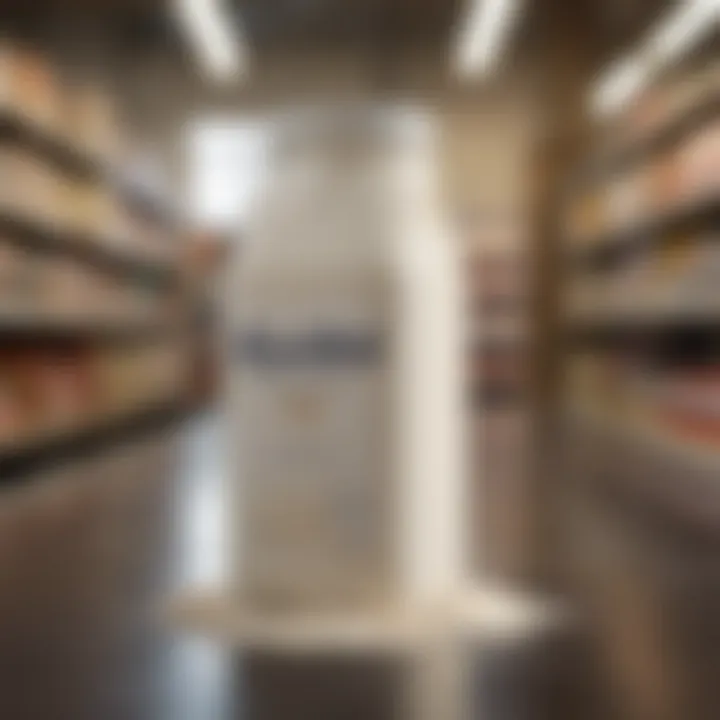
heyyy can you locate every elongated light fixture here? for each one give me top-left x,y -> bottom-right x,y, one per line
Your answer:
173,0 -> 248,82
454,0 -> 522,78
591,54 -> 651,118
591,0 -> 718,117
647,0 -> 718,66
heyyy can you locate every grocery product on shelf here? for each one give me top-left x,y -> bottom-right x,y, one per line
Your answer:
640,366 -> 720,448
564,68 -> 720,720
0,147 -> 57,223
603,166 -> 650,233
467,235 -> 530,578
0,242 -> 25,310
0,39 -> 180,275
0,40 -> 188,466
31,348 -> 97,434
677,119 -> 720,203
650,148 -> 680,212
0,44 -> 60,130
0,338 -> 188,451
71,85 -> 123,162
0,354 -> 28,445
469,246 -> 527,404
565,190 -> 603,246
568,231 -> 720,324
569,67 -> 720,253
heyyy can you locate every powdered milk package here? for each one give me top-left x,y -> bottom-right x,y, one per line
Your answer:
227,108 -> 465,612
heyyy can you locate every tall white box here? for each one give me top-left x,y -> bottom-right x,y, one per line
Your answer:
227,108 -> 466,613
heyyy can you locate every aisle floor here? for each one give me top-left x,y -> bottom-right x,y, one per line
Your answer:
0,417 -> 585,720
0,416 -> 236,720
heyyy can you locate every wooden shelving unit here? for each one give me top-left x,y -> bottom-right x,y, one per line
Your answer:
564,73 -> 720,538
0,312 -> 177,341
467,239 -> 531,580
0,104 -> 178,231
0,398 -> 191,484
568,89 -> 720,193
562,77 -> 720,716
570,194 -> 720,271
0,56 -> 192,480
0,209 -> 179,286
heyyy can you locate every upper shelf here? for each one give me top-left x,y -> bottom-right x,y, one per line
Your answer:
0,311 -> 177,342
568,90 -> 720,195
0,105 -> 178,229
0,209 -> 180,288
569,193 -> 720,270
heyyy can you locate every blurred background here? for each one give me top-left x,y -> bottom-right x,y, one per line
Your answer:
0,0 -> 717,719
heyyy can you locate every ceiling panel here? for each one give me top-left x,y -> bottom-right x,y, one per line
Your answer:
0,0 -> 682,70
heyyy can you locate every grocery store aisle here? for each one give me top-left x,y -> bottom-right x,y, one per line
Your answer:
0,416 -> 237,720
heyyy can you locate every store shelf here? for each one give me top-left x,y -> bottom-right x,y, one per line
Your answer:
0,105 -> 177,228
0,312 -> 176,341
569,194 -> 720,270
569,90 -> 720,193
0,399 -> 192,483
567,407 -> 720,539
567,301 -> 720,337
0,209 -> 180,287
0,105 -> 100,180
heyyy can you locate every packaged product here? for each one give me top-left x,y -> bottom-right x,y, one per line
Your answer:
0,149 -> 62,225
650,235 -> 720,310
650,150 -> 681,212
68,182 -> 103,237
7,350 -> 43,440
33,349 -> 96,433
652,367 -> 720,447
0,44 -> 59,129
566,191 -> 603,243
0,358 -> 23,444
0,242 -> 22,308
0,147 -> 43,216
45,259 -> 89,317
20,251 -> 54,313
604,167 -> 650,231
73,86 -> 122,161
677,120 -> 720,202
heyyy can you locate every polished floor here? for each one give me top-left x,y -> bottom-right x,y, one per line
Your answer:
0,416 -> 586,720
0,417 -> 236,720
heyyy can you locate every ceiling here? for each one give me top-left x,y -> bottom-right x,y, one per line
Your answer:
0,0 -> 679,73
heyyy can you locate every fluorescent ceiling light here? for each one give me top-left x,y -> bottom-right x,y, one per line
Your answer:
174,0 -> 248,82
454,0 -> 522,78
647,0 -> 718,66
590,0 -> 719,117
591,55 -> 651,117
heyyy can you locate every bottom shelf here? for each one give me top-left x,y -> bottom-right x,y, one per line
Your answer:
565,406 -> 720,538
0,397 -> 194,483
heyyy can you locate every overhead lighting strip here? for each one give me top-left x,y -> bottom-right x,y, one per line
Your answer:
454,0 -> 523,78
173,0 -> 248,83
591,0 -> 718,117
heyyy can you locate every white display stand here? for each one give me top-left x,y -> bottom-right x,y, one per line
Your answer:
169,585 -> 567,720
171,108 -> 568,719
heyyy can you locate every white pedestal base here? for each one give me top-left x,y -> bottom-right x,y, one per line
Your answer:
168,585 -> 568,720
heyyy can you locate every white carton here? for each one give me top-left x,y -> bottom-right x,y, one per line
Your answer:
226,107 -> 466,613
